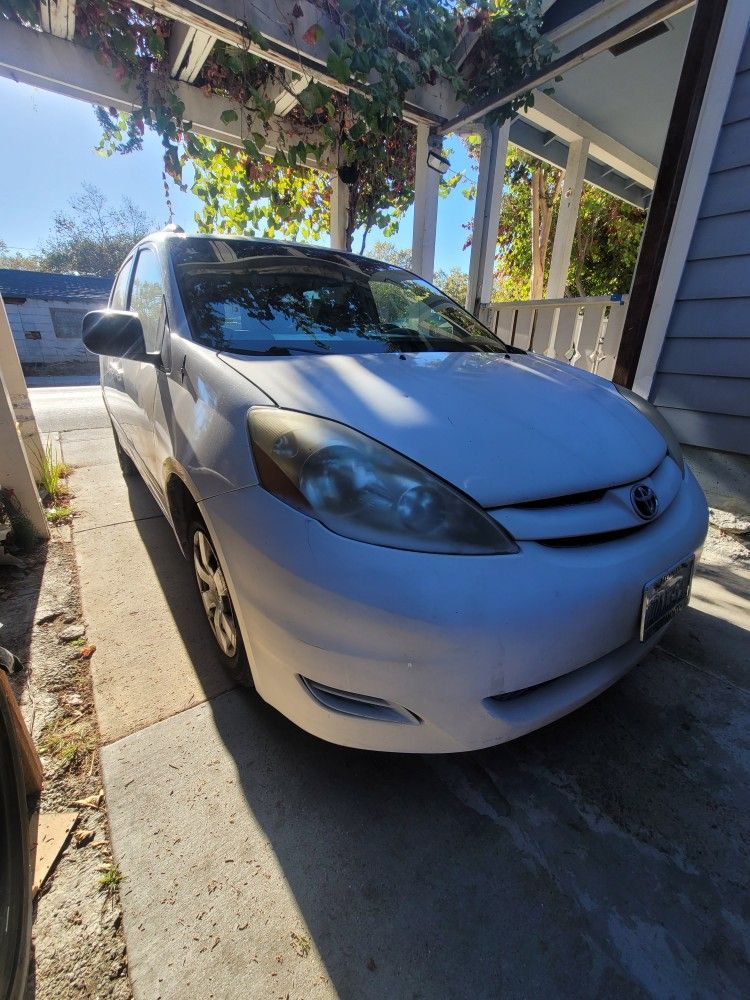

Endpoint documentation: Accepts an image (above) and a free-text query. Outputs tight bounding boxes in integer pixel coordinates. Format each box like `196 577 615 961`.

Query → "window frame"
127 245 169 364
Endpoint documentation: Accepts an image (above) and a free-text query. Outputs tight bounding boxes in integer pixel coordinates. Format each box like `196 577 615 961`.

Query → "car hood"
220 350 667 507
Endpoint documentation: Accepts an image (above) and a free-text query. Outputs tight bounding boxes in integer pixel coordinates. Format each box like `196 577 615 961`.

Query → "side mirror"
82 310 157 364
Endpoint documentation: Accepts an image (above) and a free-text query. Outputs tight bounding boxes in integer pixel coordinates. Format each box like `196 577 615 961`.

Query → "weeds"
47 505 75 524
34 437 70 503
98 864 124 896
39 717 95 773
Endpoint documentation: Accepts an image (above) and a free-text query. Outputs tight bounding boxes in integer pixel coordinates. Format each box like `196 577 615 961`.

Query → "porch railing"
478 295 629 379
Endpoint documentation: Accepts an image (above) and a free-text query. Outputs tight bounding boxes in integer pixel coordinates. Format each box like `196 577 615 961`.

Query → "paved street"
30 379 750 999
27 375 106 433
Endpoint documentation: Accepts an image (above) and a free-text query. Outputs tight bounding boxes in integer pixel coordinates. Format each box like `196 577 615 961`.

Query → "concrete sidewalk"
60 425 750 999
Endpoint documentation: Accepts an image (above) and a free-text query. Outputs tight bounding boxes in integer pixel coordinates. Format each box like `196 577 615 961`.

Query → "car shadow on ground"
122 471 750 998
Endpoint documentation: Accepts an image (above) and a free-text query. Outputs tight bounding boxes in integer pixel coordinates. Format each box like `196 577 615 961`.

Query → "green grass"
98 864 124 895
38 717 94 772
34 437 70 502
46 505 75 524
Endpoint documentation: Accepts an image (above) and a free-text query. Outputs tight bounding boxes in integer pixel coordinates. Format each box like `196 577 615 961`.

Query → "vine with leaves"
0 0 553 251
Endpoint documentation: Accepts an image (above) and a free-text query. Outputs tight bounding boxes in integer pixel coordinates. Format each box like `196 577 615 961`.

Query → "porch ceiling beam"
520 92 658 189
508 118 650 208
39 0 76 40
442 0 691 133
169 22 216 83
130 0 458 125
547 0 695 55
0 20 327 162
269 72 312 117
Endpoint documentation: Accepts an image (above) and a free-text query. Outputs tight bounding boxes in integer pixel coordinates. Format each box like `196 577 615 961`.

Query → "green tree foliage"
463 139 646 300
370 240 470 305
0 0 552 252
0 184 154 276
0 241 43 271
39 183 154 276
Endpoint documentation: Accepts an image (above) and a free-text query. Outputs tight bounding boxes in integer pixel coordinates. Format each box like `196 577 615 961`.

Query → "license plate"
640 556 694 641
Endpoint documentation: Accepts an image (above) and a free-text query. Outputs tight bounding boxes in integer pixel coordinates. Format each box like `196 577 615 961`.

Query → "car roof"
139 231 402 272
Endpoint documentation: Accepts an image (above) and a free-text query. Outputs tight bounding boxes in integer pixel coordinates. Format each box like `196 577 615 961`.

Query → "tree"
0 241 43 271
370 240 469 304
0 0 551 254
40 183 155 276
463 139 646 301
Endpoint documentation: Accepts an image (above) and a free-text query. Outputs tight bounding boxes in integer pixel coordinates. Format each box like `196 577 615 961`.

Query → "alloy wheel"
192 529 238 658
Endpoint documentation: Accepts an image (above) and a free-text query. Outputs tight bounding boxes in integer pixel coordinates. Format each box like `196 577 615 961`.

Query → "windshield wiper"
223 344 329 357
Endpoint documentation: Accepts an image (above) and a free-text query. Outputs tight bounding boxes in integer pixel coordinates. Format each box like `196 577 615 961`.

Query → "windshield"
170 237 510 356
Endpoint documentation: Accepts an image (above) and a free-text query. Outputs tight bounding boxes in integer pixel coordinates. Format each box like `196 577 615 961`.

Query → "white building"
0 269 112 369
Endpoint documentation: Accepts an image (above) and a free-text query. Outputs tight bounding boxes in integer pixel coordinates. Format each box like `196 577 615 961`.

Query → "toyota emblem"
631 484 658 520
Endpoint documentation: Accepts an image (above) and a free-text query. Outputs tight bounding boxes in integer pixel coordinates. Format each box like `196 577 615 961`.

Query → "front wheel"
189 521 252 688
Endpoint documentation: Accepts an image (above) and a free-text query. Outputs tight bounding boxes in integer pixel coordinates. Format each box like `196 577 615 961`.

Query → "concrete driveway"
31 379 750 999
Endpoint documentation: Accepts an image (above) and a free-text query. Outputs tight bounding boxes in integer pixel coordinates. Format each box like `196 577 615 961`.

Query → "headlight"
248 407 518 555
615 385 684 475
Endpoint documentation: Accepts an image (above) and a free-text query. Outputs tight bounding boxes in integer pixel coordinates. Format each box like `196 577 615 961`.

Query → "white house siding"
650 28 750 457
6 297 101 365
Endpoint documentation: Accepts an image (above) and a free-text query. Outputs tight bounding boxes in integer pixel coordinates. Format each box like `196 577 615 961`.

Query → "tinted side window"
109 260 132 310
129 248 164 353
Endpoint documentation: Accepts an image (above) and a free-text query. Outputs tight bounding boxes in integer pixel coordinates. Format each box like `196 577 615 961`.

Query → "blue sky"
0 77 476 272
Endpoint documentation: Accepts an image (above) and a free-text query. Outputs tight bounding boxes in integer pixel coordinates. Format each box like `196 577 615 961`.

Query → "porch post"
0 370 49 541
411 123 440 281
465 121 510 316
329 170 350 250
546 137 589 298
0 296 45 481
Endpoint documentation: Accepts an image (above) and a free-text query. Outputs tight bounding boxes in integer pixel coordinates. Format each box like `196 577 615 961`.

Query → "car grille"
489 455 682 544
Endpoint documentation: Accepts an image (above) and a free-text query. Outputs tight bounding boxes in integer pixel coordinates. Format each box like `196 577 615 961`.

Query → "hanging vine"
0 0 553 250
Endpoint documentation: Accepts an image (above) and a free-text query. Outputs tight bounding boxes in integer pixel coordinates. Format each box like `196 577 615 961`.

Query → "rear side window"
109 260 132 310
129 248 165 353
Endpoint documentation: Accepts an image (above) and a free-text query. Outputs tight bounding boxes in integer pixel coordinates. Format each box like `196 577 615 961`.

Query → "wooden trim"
614 0 729 387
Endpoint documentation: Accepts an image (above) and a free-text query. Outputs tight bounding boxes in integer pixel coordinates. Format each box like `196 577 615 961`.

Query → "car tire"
109 418 137 477
189 520 253 689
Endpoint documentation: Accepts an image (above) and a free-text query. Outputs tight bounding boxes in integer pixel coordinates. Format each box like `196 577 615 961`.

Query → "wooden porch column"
411 124 440 281
546 137 589 299
0 371 49 541
465 121 510 315
329 171 351 250
0 296 45 482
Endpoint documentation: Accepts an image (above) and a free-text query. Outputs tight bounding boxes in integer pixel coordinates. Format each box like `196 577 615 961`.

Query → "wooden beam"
614 0 729 387
520 92 658 189
0 20 326 161
330 173 350 250
632 0 750 397
270 72 312 117
546 137 589 298
39 0 76 41
130 0 458 125
169 22 216 83
465 121 510 314
411 124 440 281
442 0 690 133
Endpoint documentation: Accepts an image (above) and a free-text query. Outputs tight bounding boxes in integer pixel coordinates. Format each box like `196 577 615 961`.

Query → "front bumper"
200 469 708 753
